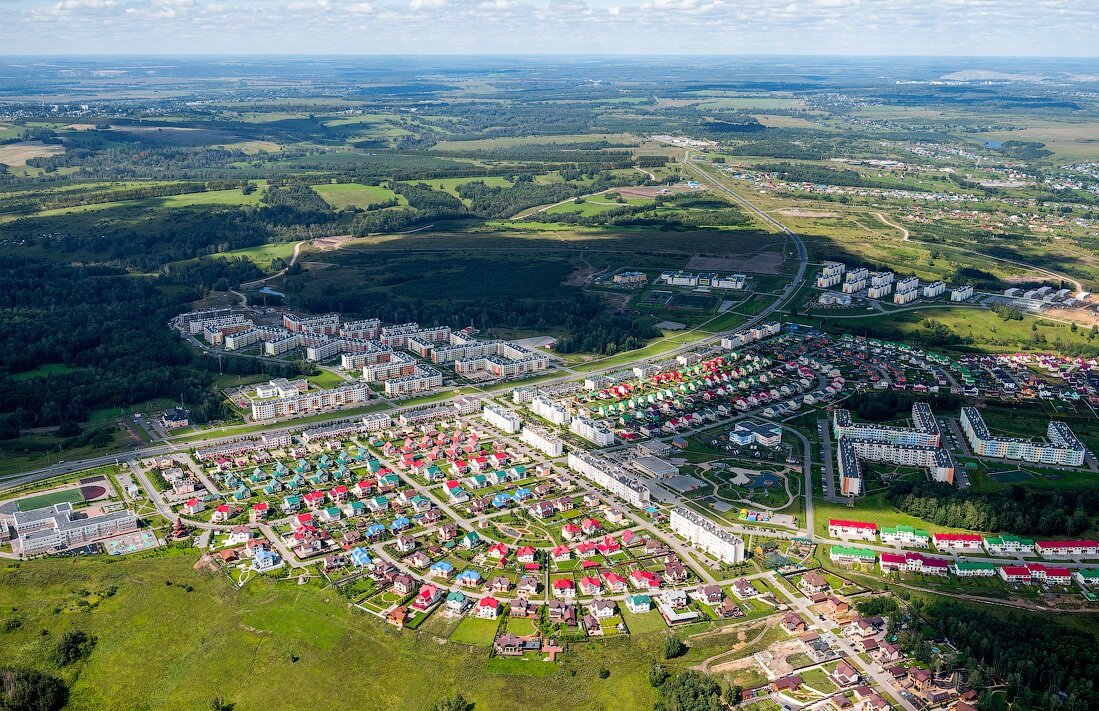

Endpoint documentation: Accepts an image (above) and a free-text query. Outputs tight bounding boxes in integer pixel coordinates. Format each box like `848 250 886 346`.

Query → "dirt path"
693 620 777 674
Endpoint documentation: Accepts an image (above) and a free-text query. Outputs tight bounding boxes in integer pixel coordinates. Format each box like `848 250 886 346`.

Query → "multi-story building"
893 289 917 305
951 285 974 302
251 382 369 420
378 323 421 349
362 352 417 382
866 283 892 299
521 425 564 457
922 281 946 298
569 416 615 446
340 344 392 370
833 404 954 484
6 503 139 556
961 408 1086 466
384 365 443 396
339 319 381 341
829 519 878 540
880 525 929 549
932 533 984 553
829 545 877 565
223 327 262 351
566 452 650 508
816 262 845 288
362 412 392 432
482 404 522 434
983 534 1035 557
283 312 340 336
1034 539 1098 558
870 271 894 288
837 438 863 495
729 421 782 447
531 393 571 426
669 507 745 564
879 551 949 576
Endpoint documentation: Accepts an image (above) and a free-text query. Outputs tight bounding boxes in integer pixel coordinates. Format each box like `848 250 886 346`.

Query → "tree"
724 683 742 706
662 635 686 660
50 630 96 667
0 668 68 711
654 671 723 711
208 698 235 711
649 662 669 687
432 692 474 711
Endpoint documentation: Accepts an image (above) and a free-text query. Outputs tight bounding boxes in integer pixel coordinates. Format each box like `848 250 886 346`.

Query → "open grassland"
312 183 405 210
0 555 663 711
979 121 1099 162
33 188 264 217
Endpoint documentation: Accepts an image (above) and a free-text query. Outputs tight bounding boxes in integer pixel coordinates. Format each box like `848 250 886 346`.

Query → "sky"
0 0 1097 56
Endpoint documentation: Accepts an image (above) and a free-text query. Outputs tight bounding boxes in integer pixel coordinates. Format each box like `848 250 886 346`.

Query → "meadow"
0 555 670 711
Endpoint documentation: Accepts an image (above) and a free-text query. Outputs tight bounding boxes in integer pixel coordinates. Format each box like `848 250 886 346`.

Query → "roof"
933 533 982 542
829 519 877 530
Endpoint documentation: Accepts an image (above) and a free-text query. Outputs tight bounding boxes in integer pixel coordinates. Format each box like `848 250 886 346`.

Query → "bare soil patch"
0 141 64 166
776 207 839 218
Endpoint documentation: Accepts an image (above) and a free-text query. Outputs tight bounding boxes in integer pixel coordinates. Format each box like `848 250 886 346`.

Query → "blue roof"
391 517 410 530
431 561 453 572
350 547 373 566
366 523 385 535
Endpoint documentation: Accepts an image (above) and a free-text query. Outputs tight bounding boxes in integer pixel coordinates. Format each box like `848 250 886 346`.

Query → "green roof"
952 561 995 571
831 546 876 559
983 534 1035 545
882 525 929 537
1077 568 1099 580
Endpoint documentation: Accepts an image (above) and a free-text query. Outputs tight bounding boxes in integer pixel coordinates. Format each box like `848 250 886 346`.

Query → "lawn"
9 363 85 381
622 609 668 635
507 616 539 637
814 491 983 539
0 555 659 711
450 616 501 646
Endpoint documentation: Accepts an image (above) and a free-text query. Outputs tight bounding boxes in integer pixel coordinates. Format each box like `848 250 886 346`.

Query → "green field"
0 555 660 711
9 363 85 381
449 616 500 646
34 188 265 217
312 183 405 210
14 488 86 511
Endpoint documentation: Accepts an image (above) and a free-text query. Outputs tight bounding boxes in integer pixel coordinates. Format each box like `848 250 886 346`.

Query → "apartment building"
569 416 615 446
362 352 417 382
669 507 745 564
828 519 877 541
283 312 340 336
961 407 1086 466
251 382 369 420
983 534 1035 557
870 271 894 288
224 327 261 351
837 438 863 496
483 404 522 434
566 451 650 508
951 285 974 302
866 283 892 299
834 404 954 484
340 343 393 370
339 319 381 340
521 425 564 457
893 289 918 305
531 393 571 426
880 525 930 548
384 365 443 396
6 503 139 556
922 281 946 298
378 323 422 349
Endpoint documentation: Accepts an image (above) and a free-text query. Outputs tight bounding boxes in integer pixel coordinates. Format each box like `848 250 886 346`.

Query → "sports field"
15 488 85 511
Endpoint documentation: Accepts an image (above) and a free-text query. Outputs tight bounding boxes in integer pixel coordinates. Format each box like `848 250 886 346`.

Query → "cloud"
5 0 1099 55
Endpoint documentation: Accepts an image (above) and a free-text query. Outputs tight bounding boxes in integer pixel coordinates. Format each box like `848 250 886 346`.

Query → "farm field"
312 183 405 210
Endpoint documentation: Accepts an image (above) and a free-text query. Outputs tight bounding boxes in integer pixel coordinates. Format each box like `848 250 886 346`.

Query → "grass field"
34 188 264 217
14 488 86 511
0 555 661 711
312 183 405 210
0 140 65 165
450 616 502 646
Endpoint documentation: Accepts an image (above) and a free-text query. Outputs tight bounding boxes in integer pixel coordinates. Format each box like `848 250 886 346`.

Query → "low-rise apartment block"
384 365 443 396
251 382 369 420
531 393 571 426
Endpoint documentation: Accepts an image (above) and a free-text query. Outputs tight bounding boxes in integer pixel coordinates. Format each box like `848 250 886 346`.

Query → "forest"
902 600 1099 711
887 480 1098 536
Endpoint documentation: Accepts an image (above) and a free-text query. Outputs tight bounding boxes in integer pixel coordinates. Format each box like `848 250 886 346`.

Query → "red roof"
253 502 268 510
479 596 499 608
932 533 982 542
552 544 571 556
829 519 877 530
1036 539 1098 548
880 553 906 564
1000 565 1030 576
553 578 575 589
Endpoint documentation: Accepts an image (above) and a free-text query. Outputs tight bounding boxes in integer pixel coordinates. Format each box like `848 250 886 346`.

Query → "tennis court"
989 469 1035 483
